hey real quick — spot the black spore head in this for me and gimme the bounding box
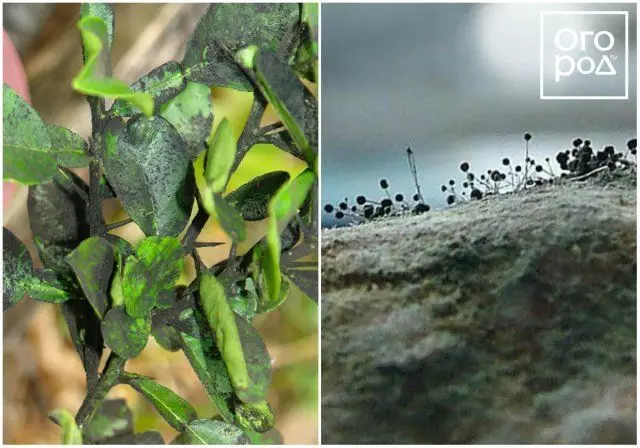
[524,132,532,141]
[502,158,510,166]
[460,162,470,172]
[380,179,389,189]
[446,195,455,205]
[395,193,404,202]
[627,138,637,150]
[339,202,348,211]
[470,188,483,200]
[356,195,367,205]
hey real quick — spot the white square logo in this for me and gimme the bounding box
[540,11,628,100]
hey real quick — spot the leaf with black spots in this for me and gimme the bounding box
[175,307,235,423]
[182,3,299,90]
[111,61,186,117]
[3,84,56,185]
[66,237,114,319]
[152,324,182,352]
[160,81,213,159]
[199,272,249,395]
[233,314,272,403]
[228,278,258,322]
[225,171,290,221]
[211,194,247,242]
[122,256,153,318]
[85,399,133,444]
[61,298,104,391]
[234,400,275,433]
[101,115,195,236]
[242,48,318,165]
[47,124,88,168]
[28,169,89,248]
[122,373,197,431]
[102,306,150,358]
[3,227,33,311]
[181,419,249,445]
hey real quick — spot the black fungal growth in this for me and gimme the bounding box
[324,134,637,225]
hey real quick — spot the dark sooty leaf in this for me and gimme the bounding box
[182,3,299,91]
[225,171,291,221]
[3,227,33,311]
[85,399,133,444]
[66,237,114,319]
[101,115,195,237]
[102,306,151,359]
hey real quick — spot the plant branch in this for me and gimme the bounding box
[86,96,107,236]
[75,352,127,432]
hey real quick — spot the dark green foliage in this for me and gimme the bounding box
[46,124,89,168]
[3,84,57,184]
[101,115,195,237]
[213,193,247,242]
[66,236,114,319]
[111,61,187,117]
[3,227,34,310]
[183,3,299,90]
[226,171,290,221]
[160,81,213,159]
[85,399,133,443]
[4,3,317,444]
[121,373,197,431]
[102,306,151,358]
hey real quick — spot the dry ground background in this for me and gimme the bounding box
[322,171,636,443]
[3,4,317,444]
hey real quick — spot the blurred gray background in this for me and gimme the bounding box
[321,3,637,227]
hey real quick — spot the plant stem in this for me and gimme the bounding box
[75,352,126,431]
[86,96,107,236]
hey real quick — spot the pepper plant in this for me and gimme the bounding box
[3,3,317,444]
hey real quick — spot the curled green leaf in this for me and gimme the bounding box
[49,408,82,445]
[72,16,153,116]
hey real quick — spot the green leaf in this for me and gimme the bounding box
[182,3,299,90]
[263,169,315,302]
[28,169,89,248]
[160,81,213,159]
[152,323,181,352]
[204,118,236,193]
[27,270,72,303]
[66,237,114,319]
[233,315,272,403]
[257,273,291,314]
[85,399,133,444]
[122,256,153,318]
[101,115,195,237]
[3,227,33,311]
[61,298,104,392]
[225,171,290,221]
[73,16,153,116]
[241,48,317,166]
[122,372,197,431]
[228,277,258,322]
[111,61,186,117]
[234,400,275,433]
[175,308,235,423]
[80,3,115,51]
[49,408,83,445]
[182,419,249,445]
[199,272,249,393]
[47,124,88,168]
[122,237,184,317]
[102,306,151,358]
[3,84,57,185]
[212,194,247,242]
